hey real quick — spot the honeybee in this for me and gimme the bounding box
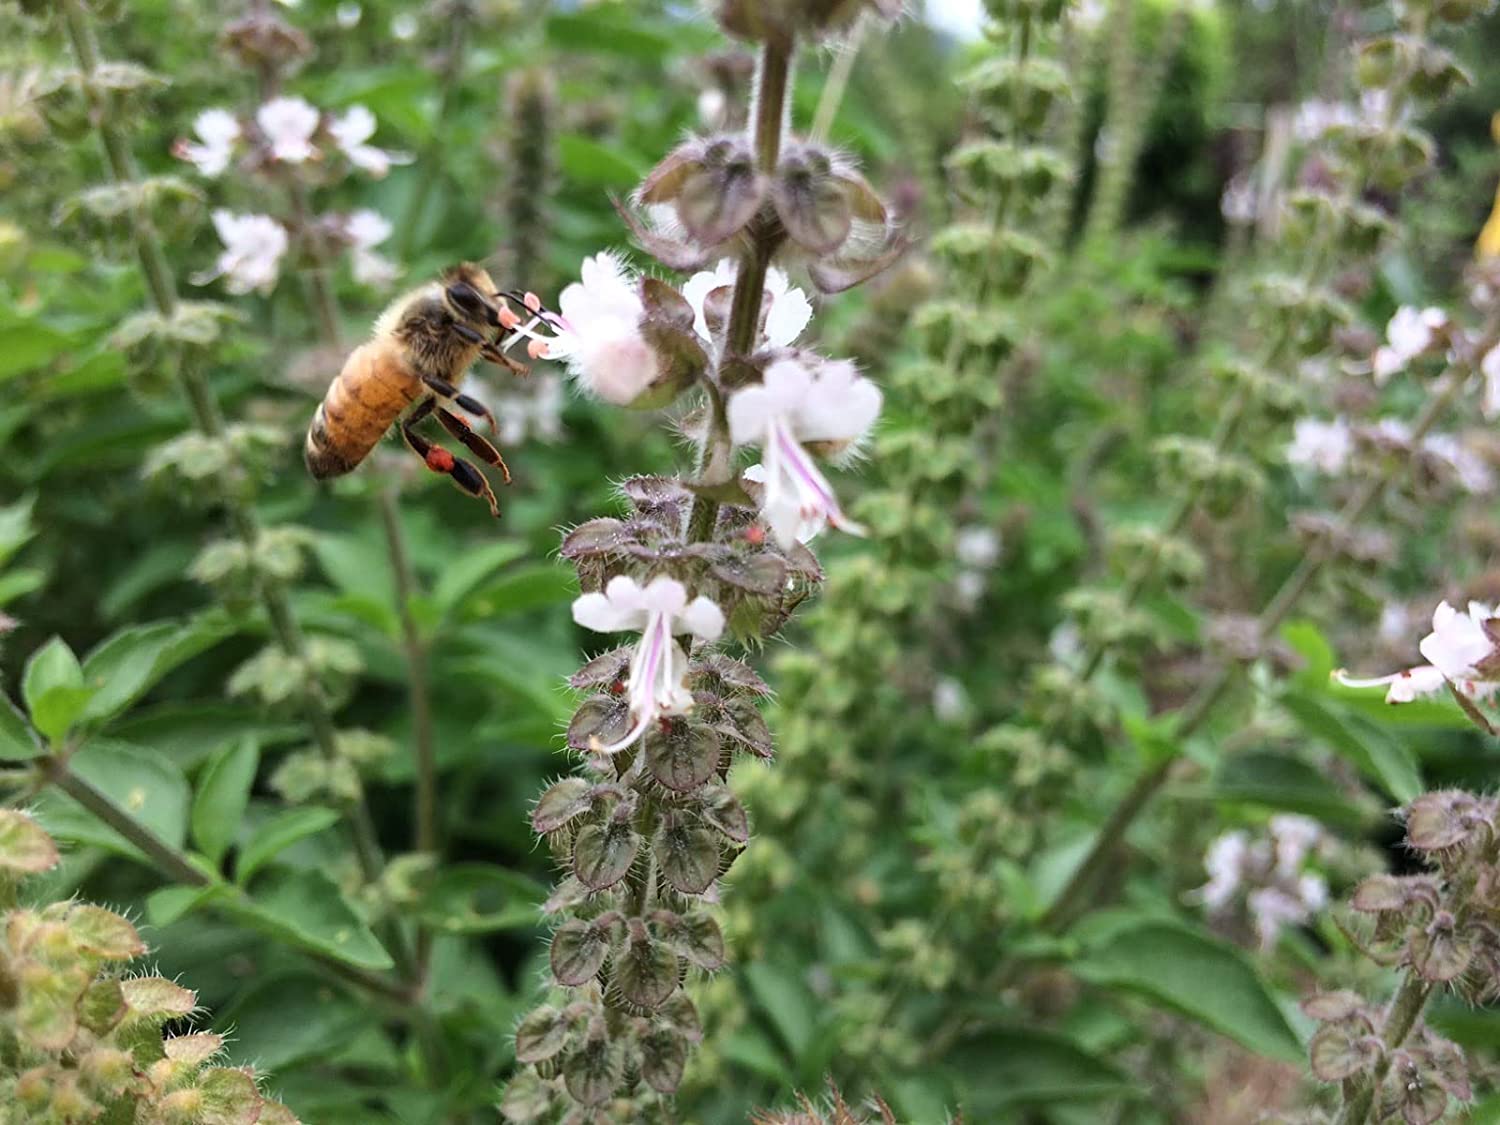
[304,263,541,517]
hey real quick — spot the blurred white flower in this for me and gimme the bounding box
[727,357,881,548]
[194,210,288,295]
[1220,175,1257,225]
[328,105,410,178]
[343,208,397,287]
[1482,344,1500,420]
[697,88,727,130]
[391,11,418,39]
[1248,883,1324,950]
[256,96,320,164]
[547,252,660,406]
[1048,621,1082,666]
[1286,416,1352,475]
[571,575,724,754]
[174,108,240,176]
[336,2,362,27]
[1423,433,1495,494]
[1379,602,1414,645]
[681,259,812,352]
[491,373,566,447]
[931,677,969,722]
[1197,831,1248,911]
[1372,306,1446,384]
[954,570,986,607]
[1337,600,1500,703]
[1269,814,1321,876]
[955,526,1001,569]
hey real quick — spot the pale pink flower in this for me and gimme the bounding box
[1196,831,1248,911]
[1372,306,1446,384]
[175,108,240,176]
[328,105,410,178]
[547,252,661,406]
[727,357,881,549]
[194,211,288,295]
[1286,417,1352,475]
[343,209,397,287]
[256,96,320,164]
[681,259,812,352]
[1336,600,1500,703]
[571,576,724,754]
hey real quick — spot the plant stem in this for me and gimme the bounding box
[61,0,404,965]
[1335,972,1433,1125]
[810,16,864,145]
[380,491,438,861]
[38,752,411,1005]
[287,177,343,349]
[684,37,794,541]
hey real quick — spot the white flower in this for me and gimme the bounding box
[1286,416,1352,474]
[391,11,418,39]
[328,105,410,178]
[1379,602,1413,645]
[194,210,288,295]
[743,463,823,544]
[256,96,320,164]
[1220,175,1256,225]
[955,526,1001,569]
[175,108,240,176]
[336,2,362,27]
[485,372,566,447]
[954,570,986,607]
[343,208,397,287]
[931,677,968,722]
[547,252,660,406]
[697,88,727,130]
[1336,600,1500,703]
[1269,815,1321,876]
[571,576,724,754]
[1197,831,1248,911]
[681,259,812,352]
[1482,345,1500,420]
[727,357,881,549]
[1423,433,1495,495]
[1248,885,1319,950]
[1372,306,1446,384]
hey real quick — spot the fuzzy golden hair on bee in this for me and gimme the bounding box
[303,262,546,519]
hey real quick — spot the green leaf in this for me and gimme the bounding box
[1209,749,1373,829]
[0,568,44,607]
[146,883,225,927]
[238,869,393,970]
[22,636,92,741]
[545,10,675,57]
[0,322,74,382]
[1281,691,1422,803]
[459,563,576,620]
[1281,620,1334,687]
[220,974,367,1071]
[311,531,395,606]
[0,494,36,567]
[558,134,648,189]
[236,806,342,884]
[192,739,259,866]
[742,963,818,1061]
[79,615,233,725]
[413,863,545,934]
[0,689,42,761]
[34,740,191,857]
[950,1028,1138,1110]
[431,540,528,621]
[1073,919,1303,1062]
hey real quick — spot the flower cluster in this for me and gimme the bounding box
[505,5,900,1115]
[0,811,300,1123]
[1196,815,1329,950]
[174,90,406,295]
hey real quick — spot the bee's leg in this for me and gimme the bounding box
[449,322,529,375]
[401,398,500,517]
[452,392,498,436]
[437,407,511,485]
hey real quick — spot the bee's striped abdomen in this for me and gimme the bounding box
[304,343,422,480]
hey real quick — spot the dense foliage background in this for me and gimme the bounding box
[7,0,1500,1122]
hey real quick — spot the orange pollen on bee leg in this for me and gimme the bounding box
[745,525,766,546]
[425,448,455,473]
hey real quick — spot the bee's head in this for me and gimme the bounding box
[441,263,502,329]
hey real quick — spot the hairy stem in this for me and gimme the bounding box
[685,37,794,541]
[379,491,438,861]
[1335,972,1433,1125]
[810,16,864,144]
